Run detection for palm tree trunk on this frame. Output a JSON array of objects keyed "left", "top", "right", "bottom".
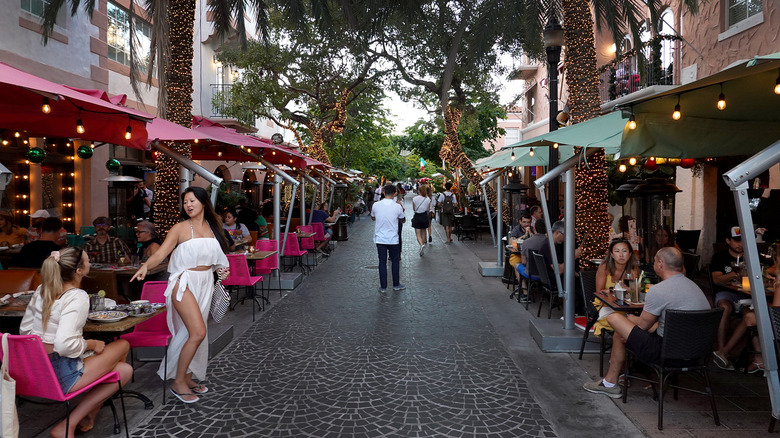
[
  {"left": 155, "top": 0, "right": 196, "bottom": 234},
  {"left": 562, "top": 0, "right": 610, "bottom": 262}
]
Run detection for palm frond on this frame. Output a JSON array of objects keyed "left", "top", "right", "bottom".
[{"left": 40, "top": 0, "right": 67, "bottom": 44}]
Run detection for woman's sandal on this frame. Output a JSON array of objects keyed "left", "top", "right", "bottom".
[
  {"left": 190, "top": 383, "right": 209, "bottom": 394},
  {"left": 169, "top": 387, "right": 199, "bottom": 403},
  {"left": 746, "top": 362, "right": 765, "bottom": 374}
]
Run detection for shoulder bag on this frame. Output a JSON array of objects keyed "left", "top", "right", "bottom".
[
  {"left": 0, "top": 333, "right": 19, "bottom": 438},
  {"left": 210, "top": 270, "right": 230, "bottom": 323}
]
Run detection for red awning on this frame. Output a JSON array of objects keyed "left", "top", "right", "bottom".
[{"left": 0, "top": 62, "right": 151, "bottom": 149}]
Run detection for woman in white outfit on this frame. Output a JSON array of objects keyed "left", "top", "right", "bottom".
[
  {"left": 131, "top": 186, "right": 230, "bottom": 403},
  {"left": 412, "top": 185, "right": 432, "bottom": 256}
]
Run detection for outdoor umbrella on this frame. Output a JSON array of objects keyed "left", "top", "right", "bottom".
[{"left": 0, "top": 62, "right": 151, "bottom": 149}]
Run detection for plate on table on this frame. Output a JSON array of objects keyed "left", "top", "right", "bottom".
[
  {"left": 590, "top": 258, "right": 604, "bottom": 265},
  {"left": 88, "top": 311, "right": 128, "bottom": 322},
  {"left": 0, "top": 246, "right": 8, "bottom": 251},
  {"left": 150, "top": 303, "right": 165, "bottom": 309},
  {"left": 128, "top": 310, "right": 156, "bottom": 317}
]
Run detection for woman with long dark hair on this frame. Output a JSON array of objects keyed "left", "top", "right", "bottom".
[
  {"left": 21, "top": 247, "right": 133, "bottom": 437},
  {"left": 592, "top": 239, "right": 640, "bottom": 337},
  {"left": 131, "top": 186, "right": 230, "bottom": 403}
]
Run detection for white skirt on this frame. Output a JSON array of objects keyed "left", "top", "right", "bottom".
[{"left": 157, "top": 269, "right": 215, "bottom": 381}]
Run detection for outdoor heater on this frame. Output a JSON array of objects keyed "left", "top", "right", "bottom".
[
  {"left": 502, "top": 182, "right": 530, "bottom": 234},
  {"left": 331, "top": 183, "right": 349, "bottom": 241},
  {"left": 630, "top": 177, "right": 681, "bottom": 263}
]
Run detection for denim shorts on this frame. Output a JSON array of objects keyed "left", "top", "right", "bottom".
[{"left": 48, "top": 352, "right": 84, "bottom": 393}]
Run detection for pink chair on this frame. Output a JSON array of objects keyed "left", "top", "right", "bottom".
[
  {"left": 296, "top": 225, "right": 317, "bottom": 267},
  {"left": 312, "top": 222, "right": 331, "bottom": 252},
  {"left": 281, "top": 232, "right": 309, "bottom": 275},
  {"left": 0, "top": 334, "right": 128, "bottom": 438},
  {"left": 255, "top": 239, "right": 282, "bottom": 297},
  {"left": 119, "top": 281, "right": 170, "bottom": 402},
  {"left": 222, "top": 254, "right": 264, "bottom": 321}
]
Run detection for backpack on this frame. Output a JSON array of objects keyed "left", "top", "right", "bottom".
[{"left": 442, "top": 193, "right": 455, "bottom": 214}]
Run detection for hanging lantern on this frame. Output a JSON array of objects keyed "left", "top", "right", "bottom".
[
  {"left": 26, "top": 147, "right": 46, "bottom": 164},
  {"left": 681, "top": 158, "right": 695, "bottom": 169},
  {"left": 645, "top": 157, "right": 658, "bottom": 171},
  {"left": 76, "top": 145, "right": 93, "bottom": 159},
  {"left": 105, "top": 158, "right": 121, "bottom": 172}
]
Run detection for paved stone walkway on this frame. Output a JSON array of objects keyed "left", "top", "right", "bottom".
[{"left": 134, "top": 204, "right": 557, "bottom": 437}]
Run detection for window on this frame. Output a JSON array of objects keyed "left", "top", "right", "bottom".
[
  {"left": 727, "top": 0, "right": 762, "bottom": 28},
  {"left": 658, "top": 9, "right": 675, "bottom": 72},
  {"left": 504, "top": 128, "right": 519, "bottom": 145},
  {"left": 107, "top": 2, "right": 152, "bottom": 74},
  {"left": 21, "top": 0, "right": 50, "bottom": 18}
]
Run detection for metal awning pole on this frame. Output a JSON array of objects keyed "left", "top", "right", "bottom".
[
  {"left": 496, "top": 173, "right": 504, "bottom": 267},
  {"left": 563, "top": 168, "right": 576, "bottom": 330},
  {"left": 298, "top": 172, "right": 321, "bottom": 225},
  {"left": 299, "top": 176, "right": 306, "bottom": 226},
  {"left": 536, "top": 185, "right": 564, "bottom": 296},
  {"left": 479, "top": 168, "right": 508, "bottom": 247},
  {"left": 723, "top": 139, "right": 780, "bottom": 422},
  {"left": 273, "top": 174, "right": 282, "bottom": 272}
]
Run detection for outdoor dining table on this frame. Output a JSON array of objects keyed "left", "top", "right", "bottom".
[
  {"left": 716, "top": 280, "right": 775, "bottom": 298},
  {"left": 88, "top": 263, "right": 168, "bottom": 303},
  {"left": 594, "top": 290, "right": 645, "bottom": 314},
  {"left": 244, "top": 250, "right": 277, "bottom": 261}
]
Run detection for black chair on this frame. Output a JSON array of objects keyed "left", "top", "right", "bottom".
[
  {"left": 578, "top": 270, "right": 613, "bottom": 376},
  {"left": 622, "top": 308, "right": 724, "bottom": 430},
  {"left": 532, "top": 252, "right": 561, "bottom": 319},
  {"left": 682, "top": 252, "right": 701, "bottom": 280},
  {"left": 458, "top": 214, "right": 478, "bottom": 241},
  {"left": 675, "top": 229, "right": 701, "bottom": 254}
]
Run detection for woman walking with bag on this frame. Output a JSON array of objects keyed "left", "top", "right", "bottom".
[
  {"left": 131, "top": 187, "right": 230, "bottom": 404},
  {"left": 412, "top": 185, "right": 432, "bottom": 256},
  {"left": 21, "top": 248, "right": 133, "bottom": 437}
]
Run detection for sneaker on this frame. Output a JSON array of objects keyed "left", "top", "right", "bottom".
[
  {"left": 583, "top": 378, "right": 622, "bottom": 398},
  {"left": 712, "top": 351, "right": 735, "bottom": 371},
  {"left": 517, "top": 294, "right": 531, "bottom": 304},
  {"left": 419, "top": 245, "right": 425, "bottom": 257},
  {"left": 393, "top": 284, "right": 406, "bottom": 291},
  {"left": 378, "top": 288, "right": 387, "bottom": 293},
  {"left": 428, "top": 236, "right": 432, "bottom": 243}
]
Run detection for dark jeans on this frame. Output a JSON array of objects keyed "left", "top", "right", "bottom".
[{"left": 377, "top": 243, "right": 401, "bottom": 289}]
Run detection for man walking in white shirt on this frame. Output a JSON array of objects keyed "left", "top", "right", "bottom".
[{"left": 371, "top": 184, "right": 406, "bottom": 293}]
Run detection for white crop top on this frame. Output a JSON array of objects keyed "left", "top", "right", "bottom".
[{"left": 19, "top": 286, "right": 89, "bottom": 358}]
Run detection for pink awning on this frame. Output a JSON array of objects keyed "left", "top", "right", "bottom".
[{"left": 0, "top": 62, "right": 151, "bottom": 149}]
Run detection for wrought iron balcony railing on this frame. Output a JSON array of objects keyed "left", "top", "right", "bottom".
[{"left": 598, "top": 35, "right": 681, "bottom": 102}]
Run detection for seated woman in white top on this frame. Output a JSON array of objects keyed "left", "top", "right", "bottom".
[
  {"left": 20, "top": 247, "right": 133, "bottom": 438},
  {"left": 222, "top": 208, "right": 250, "bottom": 243}
]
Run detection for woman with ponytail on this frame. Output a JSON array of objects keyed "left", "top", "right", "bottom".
[
  {"left": 20, "top": 247, "right": 133, "bottom": 437},
  {"left": 131, "top": 186, "right": 229, "bottom": 403}
]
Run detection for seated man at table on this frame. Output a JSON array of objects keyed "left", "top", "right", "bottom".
[
  {"left": 513, "top": 220, "right": 548, "bottom": 302},
  {"left": 583, "top": 247, "right": 710, "bottom": 398},
  {"left": 84, "top": 216, "right": 132, "bottom": 264},
  {"left": 14, "top": 217, "right": 64, "bottom": 268},
  {"left": 710, "top": 226, "right": 745, "bottom": 370},
  {"left": 311, "top": 202, "right": 340, "bottom": 255},
  {"left": 511, "top": 213, "right": 534, "bottom": 241}
]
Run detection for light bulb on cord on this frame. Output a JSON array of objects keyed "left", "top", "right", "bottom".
[
  {"left": 76, "top": 119, "right": 85, "bottom": 134},
  {"left": 553, "top": 143, "right": 559, "bottom": 149},
  {"left": 619, "top": 164, "right": 627, "bottom": 172},
  {"left": 775, "top": 69, "right": 780, "bottom": 94},
  {"left": 629, "top": 157, "right": 637, "bottom": 166},
  {"left": 717, "top": 84, "right": 726, "bottom": 110},
  {"left": 672, "top": 96, "right": 681, "bottom": 120},
  {"left": 125, "top": 125, "right": 132, "bottom": 140},
  {"left": 628, "top": 114, "right": 636, "bottom": 130},
  {"left": 529, "top": 148, "right": 535, "bottom": 157},
  {"left": 510, "top": 150, "right": 516, "bottom": 161},
  {"left": 42, "top": 97, "right": 51, "bottom": 114}
]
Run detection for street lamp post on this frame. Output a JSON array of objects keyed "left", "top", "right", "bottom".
[{"left": 544, "top": 15, "right": 564, "bottom": 222}]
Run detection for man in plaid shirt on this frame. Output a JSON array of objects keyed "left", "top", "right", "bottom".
[{"left": 84, "top": 216, "right": 132, "bottom": 264}]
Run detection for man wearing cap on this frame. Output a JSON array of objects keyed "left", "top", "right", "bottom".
[
  {"left": 710, "top": 226, "right": 745, "bottom": 370},
  {"left": 127, "top": 181, "right": 153, "bottom": 220},
  {"left": 14, "top": 217, "right": 64, "bottom": 268},
  {"left": 26, "top": 209, "right": 67, "bottom": 245},
  {"left": 84, "top": 216, "right": 132, "bottom": 264}
]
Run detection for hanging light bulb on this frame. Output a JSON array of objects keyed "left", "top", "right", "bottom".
[
  {"left": 42, "top": 97, "right": 51, "bottom": 114},
  {"left": 125, "top": 125, "right": 132, "bottom": 140},
  {"left": 529, "top": 148, "right": 535, "bottom": 157},
  {"left": 618, "top": 164, "right": 627, "bottom": 172},
  {"left": 627, "top": 114, "right": 637, "bottom": 130},
  {"left": 672, "top": 96, "right": 681, "bottom": 120},
  {"left": 628, "top": 157, "right": 637, "bottom": 166},
  {"left": 76, "top": 118, "right": 85, "bottom": 134},
  {"left": 775, "top": 69, "right": 780, "bottom": 94},
  {"left": 14, "top": 132, "right": 20, "bottom": 138},
  {"left": 510, "top": 150, "right": 516, "bottom": 161},
  {"left": 553, "top": 143, "right": 559, "bottom": 149},
  {"left": 508, "top": 170, "right": 513, "bottom": 178},
  {"left": 717, "top": 84, "right": 726, "bottom": 110}
]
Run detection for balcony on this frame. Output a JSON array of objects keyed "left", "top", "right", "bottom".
[
  {"left": 598, "top": 36, "right": 680, "bottom": 103},
  {"left": 211, "top": 84, "right": 253, "bottom": 122}
]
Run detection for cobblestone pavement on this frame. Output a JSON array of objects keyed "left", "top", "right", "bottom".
[{"left": 133, "top": 205, "right": 557, "bottom": 437}]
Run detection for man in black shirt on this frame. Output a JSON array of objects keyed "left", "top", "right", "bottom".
[
  {"left": 14, "top": 217, "right": 63, "bottom": 268},
  {"left": 711, "top": 226, "right": 744, "bottom": 370}
]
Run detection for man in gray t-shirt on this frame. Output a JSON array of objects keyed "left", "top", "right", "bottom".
[{"left": 583, "top": 247, "right": 709, "bottom": 399}]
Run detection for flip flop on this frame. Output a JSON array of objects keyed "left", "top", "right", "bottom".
[
  {"left": 169, "top": 387, "right": 199, "bottom": 404},
  {"left": 190, "top": 384, "right": 209, "bottom": 394},
  {"left": 746, "top": 362, "right": 765, "bottom": 374}
]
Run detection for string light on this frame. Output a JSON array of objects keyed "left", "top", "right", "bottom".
[
  {"left": 774, "top": 69, "right": 779, "bottom": 94},
  {"left": 553, "top": 143, "right": 559, "bottom": 149},
  {"left": 672, "top": 95, "right": 681, "bottom": 120},
  {"left": 627, "top": 114, "right": 636, "bottom": 130},
  {"left": 42, "top": 97, "right": 51, "bottom": 114},
  {"left": 510, "top": 150, "right": 516, "bottom": 161},
  {"left": 14, "top": 132, "right": 20, "bottom": 138},
  {"left": 717, "top": 84, "right": 726, "bottom": 110},
  {"left": 125, "top": 124, "right": 132, "bottom": 140},
  {"left": 529, "top": 148, "right": 535, "bottom": 157},
  {"left": 629, "top": 157, "right": 637, "bottom": 166},
  {"left": 76, "top": 119, "right": 85, "bottom": 134},
  {"left": 618, "top": 164, "right": 627, "bottom": 172}
]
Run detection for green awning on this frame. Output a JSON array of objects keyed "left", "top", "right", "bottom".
[
  {"left": 502, "top": 111, "right": 625, "bottom": 152},
  {"left": 475, "top": 146, "right": 577, "bottom": 170},
  {"left": 620, "top": 53, "right": 780, "bottom": 158}
]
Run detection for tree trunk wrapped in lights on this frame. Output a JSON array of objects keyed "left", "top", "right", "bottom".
[
  {"left": 438, "top": 106, "right": 507, "bottom": 223},
  {"left": 563, "top": 0, "right": 610, "bottom": 263},
  {"left": 154, "top": 0, "right": 196, "bottom": 236}
]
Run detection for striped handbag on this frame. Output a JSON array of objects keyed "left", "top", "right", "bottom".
[{"left": 210, "top": 270, "right": 229, "bottom": 323}]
